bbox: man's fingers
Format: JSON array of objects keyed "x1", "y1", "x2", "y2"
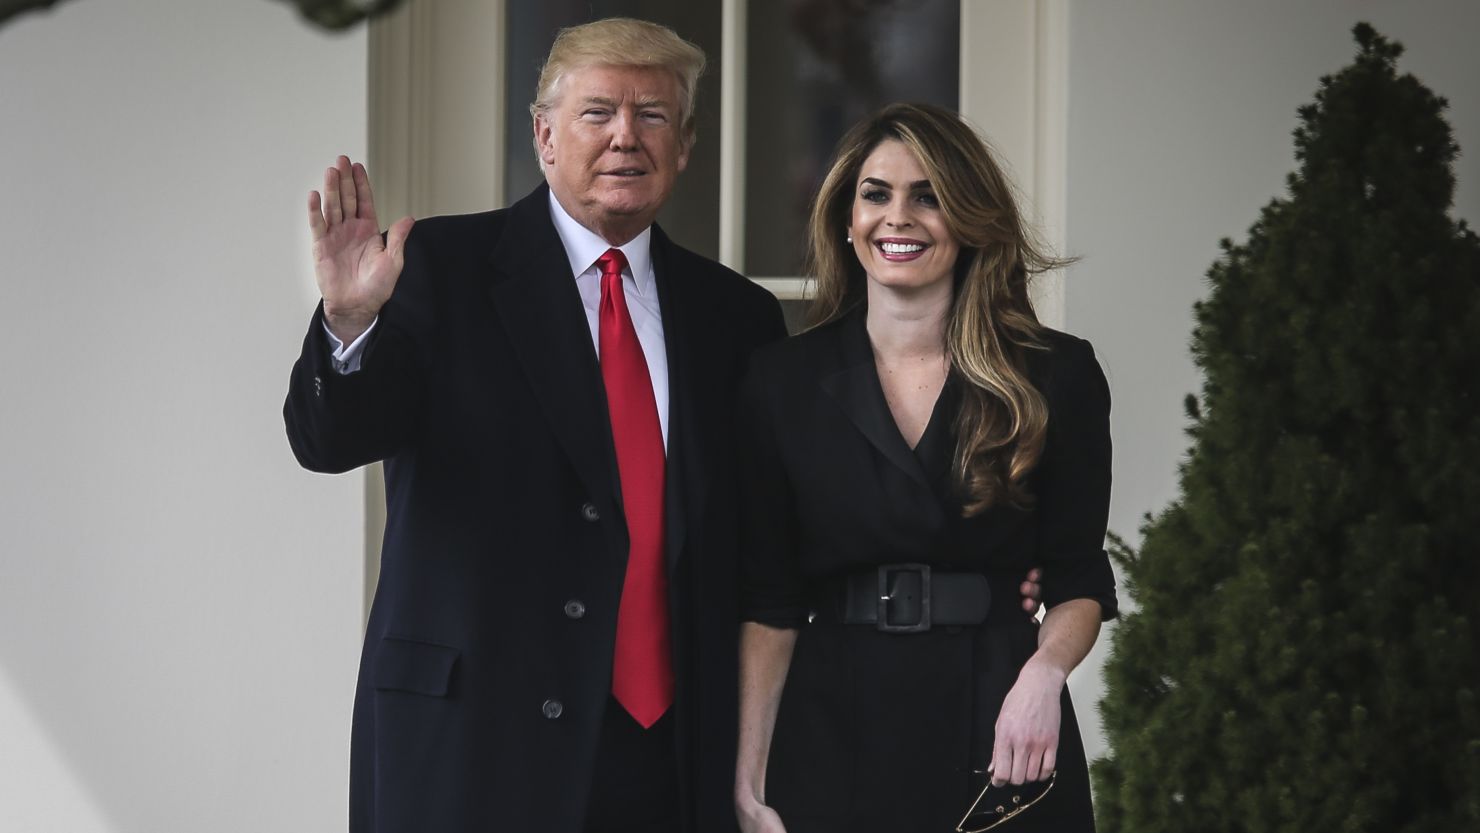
[
  {"x1": 308, "y1": 191, "x2": 327, "y2": 240},
  {"x1": 323, "y1": 165, "x2": 343, "y2": 225},
  {"x1": 386, "y1": 216, "x2": 415, "y2": 265},
  {"x1": 353, "y1": 162, "x2": 377, "y2": 220},
  {"x1": 1027, "y1": 567, "x2": 1043, "y2": 584},
  {"x1": 337, "y1": 156, "x2": 357, "y2": 221}
]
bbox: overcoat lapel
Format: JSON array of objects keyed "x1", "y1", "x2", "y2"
[
  {"x1": 819, "y1": 310, "x2": 934, "y2": 491},
  {"x1": 485, "y1": 187, "x2": 619, "y2": 514},
  {"x1": 651, "y1": 226, "x2": 713, "y2": 569}
]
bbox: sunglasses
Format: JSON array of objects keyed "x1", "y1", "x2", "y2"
[{"x1": 954, "y1": 770, "x2": 1056, "y2": 832}]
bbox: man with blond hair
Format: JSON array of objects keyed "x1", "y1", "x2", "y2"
[{"x1": 286, "y1": 18, "x2": 785, "y2": 833}]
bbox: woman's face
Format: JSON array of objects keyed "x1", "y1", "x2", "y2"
[{"x1": 848, "y1": 138, "x2": 960, "y2": 296}]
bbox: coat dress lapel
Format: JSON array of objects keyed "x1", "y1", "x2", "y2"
[
  {"x1": 819, "y1": 309, "x2": 934, "y2": 491},
  {"x1": 485, "y1": 186, "x2": 621, "y2": 517}
]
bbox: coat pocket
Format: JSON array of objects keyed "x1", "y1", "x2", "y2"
[{"x1": 373, "y1": 636, "x2": 460, "y2": 697}]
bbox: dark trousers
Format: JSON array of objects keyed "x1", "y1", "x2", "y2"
[{"x1": 583, "y1": 697, "x2": 681, "y2": 833}]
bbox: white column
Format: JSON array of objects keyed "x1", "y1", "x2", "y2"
[
  {"x1": 960, "y1": 0, "x2": 1069, "y2": 329},
  {"x1": 364, "y1": 0, "x2": 507, "y2": 614}
]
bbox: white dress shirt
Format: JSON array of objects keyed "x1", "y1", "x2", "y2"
[{"x1": 324, "y1": 190, "x2": 670, "y2": 447}]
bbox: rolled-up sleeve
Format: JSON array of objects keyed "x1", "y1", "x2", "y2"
[
  {"x1": 736, "y1": 364, "x2": 809, "y2": 628},
  {"x1": 1035, "y1": 338, "x2": 1119, "y2": 620}
]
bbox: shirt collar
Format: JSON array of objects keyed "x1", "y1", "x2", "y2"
[{"x1": 547, "y1": 189, "x2": 655, "y2": 298}]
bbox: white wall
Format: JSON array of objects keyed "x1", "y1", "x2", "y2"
[
  {"x1": 0, "y1": 2, "x2": 367, "y2": 830},
  {"x1": 1063, "y1": 0, "x2": 1480, "y2": 761}
]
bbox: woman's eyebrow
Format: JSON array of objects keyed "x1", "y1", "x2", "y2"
[{"x1": 860, "y1": 177, "x2": 932, "y2": 189}]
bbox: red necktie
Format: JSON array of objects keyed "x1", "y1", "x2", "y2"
[{"x1": 597, "y1": 248, "x2": 673, "y2": 728}]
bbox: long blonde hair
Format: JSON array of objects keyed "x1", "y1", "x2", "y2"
[{"x1": 807, "y1": 103, "x2": 1070, "y2": 514}]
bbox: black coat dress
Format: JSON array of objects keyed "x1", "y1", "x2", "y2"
[{"x1": 738, "y1": 308, "x2": 1117, "y2": 833}]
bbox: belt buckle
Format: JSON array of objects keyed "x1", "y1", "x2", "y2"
[{"x1": 876, "y1": 563, "x2": 931, "y2": 633}]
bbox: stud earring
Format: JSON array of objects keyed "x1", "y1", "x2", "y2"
[{"x1": 846, "y1": 233, "x2": 853, "y2": 243}]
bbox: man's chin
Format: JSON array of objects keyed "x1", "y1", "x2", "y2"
[{"x1": 592, "y1": 194, "x2": 660, "y2": 220}]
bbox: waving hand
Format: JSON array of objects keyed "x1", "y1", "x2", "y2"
[{"x1": 307, "y1": 156, "x2": 414, "y2": 344}]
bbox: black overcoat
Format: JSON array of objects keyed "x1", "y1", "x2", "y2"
[
  {"x1": 737, "y1": 308, "x2": 1118, "y2": 832},
  {"x1": 284, "y1": 184, "x2": 786, "y2": 833}
]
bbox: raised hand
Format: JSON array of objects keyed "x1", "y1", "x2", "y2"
[{"x1": 307, "y1": 156, "x2": 414, "y2": 344}]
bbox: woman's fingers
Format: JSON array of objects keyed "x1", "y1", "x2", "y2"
[
  {"x1": 989, "y1": 743, "x2": 1009, "y2": 787},
  {"x1": 1009, "y1": 742, "x2": 1031, "y2": 786},
  {"x1": 1023, "y1": 748, "x2": 1047, "y2": 783},
  {"x1": 1019, "y1": 567, "x2": 1043, "y2": 612},
  {"x1": 993, "y1": 730, "x2": 1059, "y2": 785}
]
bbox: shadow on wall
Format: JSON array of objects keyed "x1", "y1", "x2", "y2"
[{"x1": 0, "y1": 664, "x2": 112, "y2": 829}]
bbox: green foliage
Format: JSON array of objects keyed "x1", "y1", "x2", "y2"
[
  {"x1": 279, "y1": 0, "x2": 406, "y2": 31},
  {"x1": 1093, "y1": 23, "x2": 1480, "y2": 832},
  {"x1": 0, "y1": 0, "x2": 71, "y2": 28},
  {"x1": 0, "y1": 0, "x2": 406, "y2": 31}
]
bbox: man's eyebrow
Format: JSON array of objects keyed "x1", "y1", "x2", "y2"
[
  {"x1": 577, "y1": 95, "x2": 674, "y2": 109},
  {"x1": 860, "y1": 177, "x2": 933, "y2": 189}
]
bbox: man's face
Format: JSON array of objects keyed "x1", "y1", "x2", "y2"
[{"x1": 535, "y1": 64, "x2": 691, "y2": 245}]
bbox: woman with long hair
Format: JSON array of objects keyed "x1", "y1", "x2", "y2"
[{"x1": 734, "y1": 103, "x2": 1117, "y2": 833}]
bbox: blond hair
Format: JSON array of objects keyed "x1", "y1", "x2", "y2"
[
  {"x1": 530, "y1": 17, "x2": 706, "y2": 157},
  {"x1": 807, "y1": 102, "x2": 1072, "y2": 514}
]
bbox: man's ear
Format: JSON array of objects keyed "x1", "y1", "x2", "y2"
[
  {"x1": 534, "y1": 113, "x2": 556, "y2": 167},
  {"x1": 676, "y1": 128, "x2": 694, "y2": 173}
]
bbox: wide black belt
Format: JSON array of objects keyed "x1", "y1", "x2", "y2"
[{"x1": 813, "y1": 564, "x2": 991, "y2": 633}]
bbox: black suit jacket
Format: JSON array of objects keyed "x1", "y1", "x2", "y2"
[{"x1": 285, "y1": 184, "x2": 786, "y2": 833}]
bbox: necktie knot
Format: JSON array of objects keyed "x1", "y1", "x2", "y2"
[{"x1": 596, "y1": 248, "x2": 629, "y2": 285}]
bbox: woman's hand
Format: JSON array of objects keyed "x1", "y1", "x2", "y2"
[
  {"x1": 736, "y1": 795, "x2": 789, "y2": 833},
  {"x1": 990, "y1": 659, "x2": 1064, "y2": 786},
  {"x1": 736, "y1": 623, "x2": 798, "y2": 833}
]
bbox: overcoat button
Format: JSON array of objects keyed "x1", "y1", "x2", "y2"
[
  {"x1": 564, "y1": 600, "x2": 586, "y2": 619},
  {"x1": 541, "y1": 699, "x2": 564, "y2": 719},
  {"x1": 580, "y1": 502, "x2": 600, "y2": 522}
]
